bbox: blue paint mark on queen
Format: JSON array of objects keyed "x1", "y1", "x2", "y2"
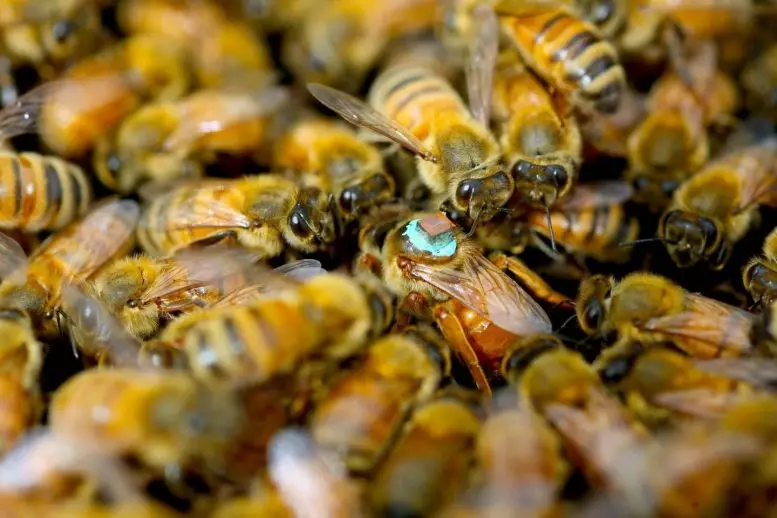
[{"x1": 402, "y1": 218, "x2": 457, "y2": 258}]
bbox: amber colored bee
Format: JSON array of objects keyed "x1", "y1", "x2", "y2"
[
  {"x1": 492, "y1": 63, "x2": 582, "y2": 208},
  {"x1": 0, "y1": 199, "x2": 139, "y2": 336},
  {"x1": 658, "y1": 139, "x2": 777, "y2": 270},
  {"x1": 358, "y1": 208, "x2": 569, "y2": 394},
  {"x1": 283, "y1": 0, "x2": 439, "y2": 91},
  {"x1": 270, "y1": 115, "x2": 395, "y2": 223},
  {"x1": 136, "y1": 176, "x2": 336, "y2": 259},
  {"x1": 743, "y1": 227, "x2": 777, "y2": 308},
  {"x1": 478, "y1": 181, "x2": 638, "y2": 263},
  {"x1": 117, "y1": 0, "x2": 228, "y2": 43},
  {"x1": 48, "y1": 368, "x2": 242, "y2": 472},
  {"x1": 627, "y1": 45, "x2": 739, "y2": 210},
  {"x1": 309, "y1": 327, "x2": 451, "y2": 475},
  {"x1": 576, "y1": 273, "x2": 756, "y2": 359},
  {"x1": 0, "y1": 151, "x2": 91, "y2": 232},
  {"x1": 501, "y1": 334, "x2": 648, "y2": 488},
  {"x1": 368, "y1": 388, "x2": 482, "y2": 517},
  {"x1": 492, "y1": 0, "x2": 625, "y2": 114},
  {"x1": 94, "y1": 87, "x2": 287, "y2": 194}
]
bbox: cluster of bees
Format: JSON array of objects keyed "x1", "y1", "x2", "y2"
[{"x1": 4, "y1": 0, "x2": 777, "y2": 516}]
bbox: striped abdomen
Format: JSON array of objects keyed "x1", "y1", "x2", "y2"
[
  {"x1": 137, "y1": 184, "x2": 247, "y2": 257},
  {"x1": 180, "y1": 299, "x2": 322, "y2": 386},
  {"x1": 368, "y1": 67, "x2": 470, "y2": 142},
  {"x1": 0, "y1": 153, "x2": 91, "y2": 232},
  {"x1": 502, "y1": 10, "x2": 624, "y2": 113},
  {"x1": 529, "y1": 205, "x2": 638, "y2": 260}
]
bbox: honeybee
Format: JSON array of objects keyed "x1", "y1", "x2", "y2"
[
  {"x1": 658, "y1": 139, "x2": 777, "y2": 270},
  {"x1": 358, "y1": 208, "x2": 569, "y2": 394},
  {"x1": 48, "y1": 368, "x2": 242, "y2": 473},
  {"x1": 368, "y1": 388, "x2": 482, "y2": 517},
  {"x1": 627, "y1": 44, "x2": 739, "y2": 210},
  {"x1": 94, "y1": 87, "x2": 288, "y2": 194},
  {"x1": 136, "y1": 176, "x2": 336, "y2": 259},
  {"x1": 743, "y1": 227, "x2": 777, "y2": 308},
  {"x1": 438, "y1": 392, "x2": 566, "y2": 517},
  {"x1": 117, "y1": 0, "x2": 228, "y2": 43},
  {"x1": 0, "y1": 310, "x2": 42, "y2": 455},
  {"x1": 742, "y1": 44, "x2": 777, "y2": 121},
  {"x1": 576, "y1": 273, "x2": 756, "y2": 359},
  {"x1": 478, "y1": 181, "x2": 638, "y2": 263},
  {"x1": 0, "y1": 151, "x2": 91, "y2": 231},
  {"x1": 309, "y1": 327, "x2": 450, "y2": 475},
  {"x1": 0, "y1": 199, "x2": 139, "y2": 336},
  {"x1": 283, "y1": 0, "x2": 439, "y2": 91},
  {"x1": 270, "y1": 114, "x2": 395, "y2": 224},
  {"x1": 492, "y1": 62, "x2": 582, "y2": 209}
]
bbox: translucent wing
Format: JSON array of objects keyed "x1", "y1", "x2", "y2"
[
  {"x1": 275, "y1": 259, "x2": 327, "y2": 281},
  {"x1": 641, "y1": 293, "x2": 755, "y2": 357},
  {"x1": 61, "y1": 284, "x2": 142, "y2": 368},
  {"x1": 556, "y1": 181, "x2": 635, "y2": 211},
  {"x1": 467, "y1": 2, "x2": 499, "y2": 128},
  {"x1": 651, "y1": 388, "x2": 755, "y2": 419},
  {"x1": 163, "y1": 87, "x2": 289, "y2": 151},
  {"x1": 142, "y1": 184, "x2": 251, "y2": 232},
  {"x1": 408, "y1": 251, "x2": 551, "y2": 335},
  {"x1": 136, "y1": 261, "x2": 209, "y2": 308},
  {"x1": 0, "y1": 233, "x2": 29, "y2": 283},
  {"x1": 694, "y1": 358, "x2": 777, "y2": 389},
  {"x1": 34, "y1": 199, "x2": 140, "y2": 282},
  {"x1": 307, "y1": 83, "x2": 438, "y2": 163},
  {"x1": 727, "y1": 139, "x2": 777, "y2": 211}
]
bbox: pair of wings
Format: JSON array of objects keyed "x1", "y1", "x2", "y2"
[
  {"x1": 407, "y1": 247, "x2": 552, "y2": 336},
  {"x1": 306, "y1": 4, "x2": 499, "y2": 164},
  {"x1": 0, "y1": 199, "x2": 140, "y2": 288}
]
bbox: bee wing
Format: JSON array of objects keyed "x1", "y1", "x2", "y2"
[
  {"x1": 556, "y1": 181, "x2": 635, "y2": 211},
  {"x1": 268, "y1": 428, "x2": 363, "y2": 518},
  {"x1": 274, "y1": 259, "x2": 327, "y2": 281},
  {"x1": 0, "y1": 232, "x2": 29, "y2": 284},
  {"x1": 467, "y1": 2, "x2": 499, "y2": 128},
  {"x1": 408, "y1": 251, "x2": 551, "y2": 335},
  {"x1": 0, "y1": 76, "x2": 131, "y2": 142},
  {"x1": 694, "y1": 358, "x2": 777, "y2": 389},
  {"x1": 142, "y1": 185, "x2": 252, "y2": 232},
  {"x1": 651, "y1": 388, "x2": 752, "y2": 418},
  {"x1": 61, "y1": 284, "x2": 142, "y2": 368},
  {"x1": 641, "y1": 293, "x2": 755, "y2": 356},
  {"x1": 34, "y1": 199, "x2": 140, "y2": 282},
  {"x1": 730, "y1": 139, "x2": 777, "y2": 211},
  {"x1": 306, "y1": 83, "x2": 438, "y2": 163},
  {"x1": 163, "y1": 87, "x2": 289, "y2": 151},
  {"x1": 136, "y1": 261, "x2": 209, "y2": 308}
]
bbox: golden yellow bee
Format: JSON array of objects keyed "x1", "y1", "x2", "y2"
[
  {"x1": 0, "y1": 151, "x2": 91, "y2": 232},
  {"x1": 309, "y1": 327, "x2": 451, "y2": 474},
  {"x1": 576, "y1": 273, "x2": 756, "y2": 359},
  {"x1": 0, "y1": 199, "x2": 139, "y2": 337},
  {"x1": 136, "y1": 176, "x2": 336, "y2": 259},
  {"x1": 659, "y1": 139, "x2": 777, "y2": 269}
]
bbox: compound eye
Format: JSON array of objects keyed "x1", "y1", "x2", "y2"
[
  {"x1": 660, "y1": 179, "x2": 680, "y2": 196},
  {"x1": 697, "y1": 217, "x2": 719, "y2": 245},
  {"x1": 455, "y1": 180, "x2": 478, "y2": 206},
  {"x1": 107, "y1": 153, "x2": 122, "y2": 175},
  {"x1": 512, "y1": 160, "x2": 532, "y2": 177},
  {"x1": 632, "y1": 176, "x2": 651, "y2": 192},
  {"x1": 52, "y1": 20, "x2": 77, "y2": 44},
  {"x1": 546, "y1": 165, "x2": 568, "y2": 188},
  {"x1": 339, "y1": 187, "x2": 358, "y2": 214},
  {"x1": 583, "y1": 300, "x2": 604, "y2": 331},
  {"x1": 289, "y1": 210, "x2": 313, "y2": 239}
]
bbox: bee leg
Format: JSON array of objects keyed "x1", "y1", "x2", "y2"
[
  {"x1": 433, "y1": 303, "x2": 492, "y2": 395},
  {"x1": 489, "y1": 253, "x2": 572, "y2": 308},
  {"x1": 354, "y1": 252, "x2": 383, "y2": 277},
  {"x1": 394, "y1": 292, "x2": 430, "y2": 331}
]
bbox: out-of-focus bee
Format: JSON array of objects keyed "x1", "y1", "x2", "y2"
[
  {"x1": 627, "y1": 44, "x2": 739, "y2": 210},
  {"x1": 0, "y1": 151, "x2": 91, "y2": 231},
  {"x1": 368, "y1": 388, "x2": 482, "y2": 517},
  {"x1": 48, "y1": 368, "x2": 242, "y2": 473},
  {"x1": 358, "y1": 208, "x2": 568, "y2": 394},
  {"x1": 270, "y1": 114, "x2": 395, "y2": 224},
  {"x1": 597, "y1": 346, "x2": 765, "y2": 426},
  {"x1": 379, "y1": 34, "x2": 463, "y2": 85},
  {"x1": 283, "y1": 0, "x2": 439, "y2": 91},
  {"x1": 117, "y1": 0, "x2": 227, "y2": 43},
  {"x1": 0, "y1": 310, "x2": 42, "y2": 455},
  {"x1": 492, "y1": 0, "x2": 626, "y2": 114},
  {"x1": 438, "y1": 392, "x2": 566, "y2": 517},
  {"x1": 658, "y1": 139, "x2": 777, "y2": 270},
  {"x1": 744, "y1": 226, "x2": 777, "y2": 308},
  {"x1": 213, "y1": 478, "x2": 294, "y2": 518},
  {"x1": 136, "y1": 176, "x2": 336, "y2": 259},
  {"x1": 94, "y1": 87, "x2": 287, "y2": 194},
  {"x1": 309, "y1": 327, "x2": 450, "y2": 475},
  {"x1": 478, "y1": 181, "x2": 639, "y2": 264},
  {"x1": 492, "y1": 62, "x2": 582, "y2": 209},
  {"x1": 742, "y1": 44, "x2": 777, "y2": 121},
  {"x1": 0, "y1": 199, "x2": 139, "y2": 337},
  {"x1": 308, "y1": 57, "x2": 515, "y2": 228},
  {"x1": 501, "y1": 334, "x2": 648, "y2": 488},
  {"x1": 579, "y1": 86, "x2": 646, "y2": 158},
  {"x1": 576, "y1": 273, "x2": 756, "y2": 359}
]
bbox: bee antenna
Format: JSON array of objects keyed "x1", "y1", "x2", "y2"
[
  {"x1": 618, "y1": 237, "x2": 665, "y2": 247},
  {"x1": 558, "y1": 313, "x2": 579, "y2": 331},
  {"x1": 545, "y1": 206, "x2": 557, "y2": 252}
]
